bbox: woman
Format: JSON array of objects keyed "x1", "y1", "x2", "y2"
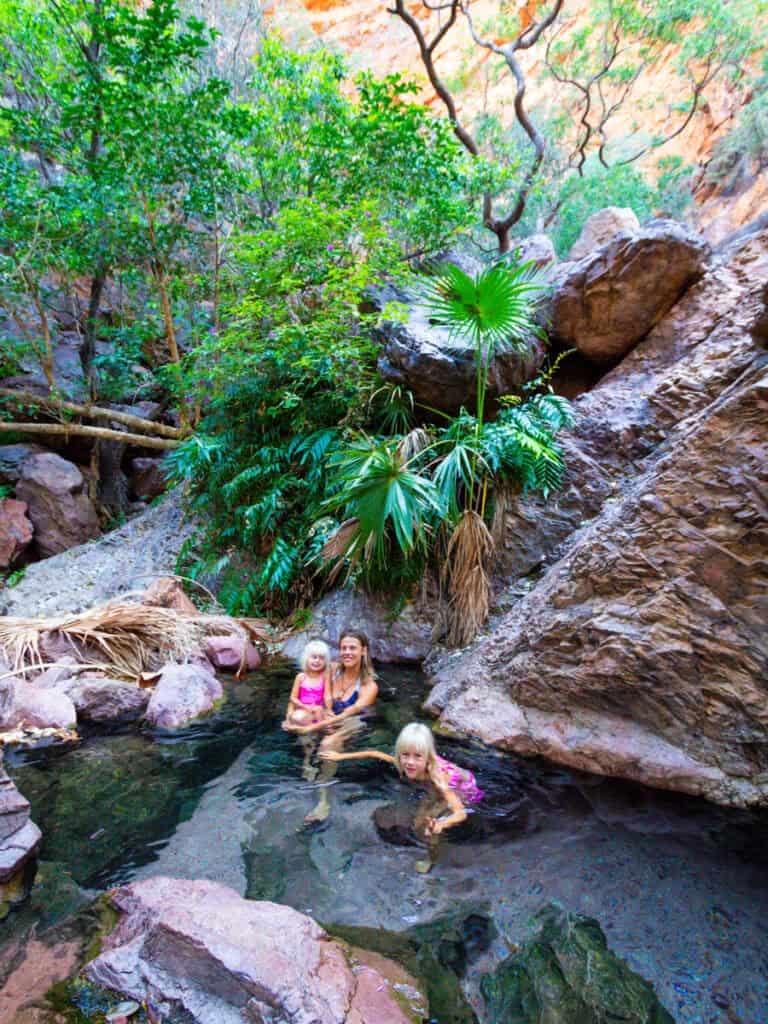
[{"x1": 284, "y1": 628, "x2": 378, "y2": 824}]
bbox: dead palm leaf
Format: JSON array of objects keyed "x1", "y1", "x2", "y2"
[{"x1": 443, "y1": 509, "x2": 495, "y2": 647}]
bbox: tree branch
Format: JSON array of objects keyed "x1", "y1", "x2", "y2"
[
  {"x1": 0, "y1": 388, "x2": 182, "y2": 438},
  {"x1": 0, "y1": 421, "x2": 179, "y2": 449}
]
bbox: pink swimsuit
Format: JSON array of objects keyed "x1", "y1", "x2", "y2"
[
  {"x1": 297, "y1": 673, "x2": 326, "y2": 707},
  {"x1": 436, "y1": 755, "x2": 484, "y2": 804}
]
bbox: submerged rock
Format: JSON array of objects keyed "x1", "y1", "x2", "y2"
[
  {"x1": 480, "y1": 904, "x2": 673, "y2": 1023},
  {"x1": 85, "y1": 876, "x2": 426, "y2": 1023},
  {"x1": 144, "y1": 663, "x2": 223, "y2": 730}
]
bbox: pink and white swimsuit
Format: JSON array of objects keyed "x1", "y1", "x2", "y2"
[
  {"x1": 297, "y1": 673, "x2": 326, "y2": 707},
  {"x1": 436, "y1": 755, "x2": 484, "y2": 804}
]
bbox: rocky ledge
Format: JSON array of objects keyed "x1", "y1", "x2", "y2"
[{"x1": 84, "y1": 876, "x2": 427, "y2": 1024}]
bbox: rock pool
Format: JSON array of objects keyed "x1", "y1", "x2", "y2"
[{"x1": 2, "y1": 661, "x2": 767, "y2": 1023}]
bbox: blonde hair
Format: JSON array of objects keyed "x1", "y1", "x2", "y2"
[
  {"x1": 300, "y1": 639, "x2": 330, "y2": 672},
  {"x1": 394, "y1": 722, "x2": 437, "y2": 775}
]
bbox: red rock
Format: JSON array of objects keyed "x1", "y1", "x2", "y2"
[
  {"x1": 144, "y1": 663, "x2": 223, "y2": 729},
  {"x1": 567, "y1": 205, "x2": 640, "y2": 261},
  {"x1": 203, "y1": 635, "x2": 261, "y2": 673},
  {"x1": 85, "y1": 876, "x2": 425, "y2": 1024},
  {"x1": 0, "y1": 499, "x2": 33, "y2": 567},
  {"x1": 1, "y1": 679, "x2": 77, "y2": 730},
  {"x1": 15, "y1": 452, "x2": 100, "y2": 557}
]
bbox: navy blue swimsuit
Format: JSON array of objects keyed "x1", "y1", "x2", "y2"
[{"x1": 332, "y1": 673, "x2": 360, "y2": 715}]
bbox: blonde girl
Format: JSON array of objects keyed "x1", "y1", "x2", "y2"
[
  {"x1": 284, "y1": 640, "x2": 333, "y2": 728},
  {"x1": 321, "y1": 722, "x2": 483, "y2": 872}
]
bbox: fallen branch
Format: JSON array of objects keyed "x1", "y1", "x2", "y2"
[
  {"x1": 0, "y1": 387, "x2": 182, "y2": 438},
  {"x1": 0, "y1": 421, "x2": 179, "y2": 450}
]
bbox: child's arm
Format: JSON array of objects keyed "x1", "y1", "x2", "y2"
[
  {"x1": 425, "y1": 777, "x2": 467, "y2": 835},
  {"x1": 320, "y1": 749, "x2": 396, "y2": 766},
  {"x1": 285, "y1": 673, "x2": 303, "y2": 716}
]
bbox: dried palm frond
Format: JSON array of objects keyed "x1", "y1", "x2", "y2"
[
  {"x1": 396, "y1": 427, "x2": 430, "y2": 464},
  {"x1": 0, "y1": 600, "x2": 251, "y2": 680},
  {"x1": 317, "y1": 517, "x2": 361, "y2": 584},
  {"x1": 443, "y1": 509, "x2": 495, "y2": 647},
  {"x1": 490, "y1": 482, "x2": 512, "y2": 547}
]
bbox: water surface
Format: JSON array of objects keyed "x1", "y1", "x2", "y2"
[{"x1": 4, "y1": 661, "x2": 768, "y2": 1023}]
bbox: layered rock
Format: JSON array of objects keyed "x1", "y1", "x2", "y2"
[
  {"x1": 85, "y1": 876, "x2": 426, "y2": 1024},
  {"x1": 0, "y1": 498, "x2": 33, "y2": 567},
  {"x1": 374, "y1": 284, "x2": 545, "y2": 415},
  {"x1": 282, "y1": 587, "x2": 434, "y2": 664},
  {"x1": 550, "y1": 219, "x2": 710, "y2": 364},
  {"x1": 15, "y1": 452, "x2": 100, "y2": 558},
  {"x1": 428, "y1": 351, "x2": 768, "y2": 806},
  {"x1": 0, "y1": 753, "x2": 41, "y2": 917},
  {"x1": 500, "y1": 220, "x2": 768, "y2": 583},
  {"x1": 144, "y1": 663, "x2": 223, "y2": 730}
]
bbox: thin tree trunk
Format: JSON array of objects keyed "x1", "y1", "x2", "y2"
[
  {"x1": 0, "y1": 421, "x2": 179, "y2": 450},
  {"x1": 0, "y1": 388, "x2": 182, "y2": 438}
]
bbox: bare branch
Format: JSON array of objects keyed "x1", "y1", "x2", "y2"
[
  {"x1": 0, "y1": 388, "x2": 182, "y2": 438},
  {"x1": 0, "y1": 421, "x2": 179, "y2": 449}
]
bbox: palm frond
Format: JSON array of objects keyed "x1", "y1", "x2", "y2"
[{"x1": 443, "y1": 510, "x2": 495, "y2": 647}]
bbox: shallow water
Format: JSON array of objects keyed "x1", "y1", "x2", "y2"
[{"x1": 3, "y1": 662, "x2": 768, "y2": 1023}]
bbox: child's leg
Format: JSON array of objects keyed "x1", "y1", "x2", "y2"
[
  {"x1": 288, "y1": 708, "x2": 311, "y2": 727},
  {"x1": 300, "y1": 733, "x2": 319, "y2": 781}
]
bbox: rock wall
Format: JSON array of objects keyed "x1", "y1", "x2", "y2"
[{"x1": 427, "y1": 222, "x2": 768, "y2": 807}]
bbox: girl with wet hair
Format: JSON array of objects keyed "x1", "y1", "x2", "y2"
[{"x1": 322, "y1": 721, "x2": 483, "y2": 872}]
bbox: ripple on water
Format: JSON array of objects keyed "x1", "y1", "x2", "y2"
[{"x1": 4, "y1": 659, "x2": 768, "y2": 1024}]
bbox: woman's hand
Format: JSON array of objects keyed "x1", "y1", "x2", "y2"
[
  {"x1": 424, "y1": 816, "x2": 445, "y2": 837},
  {"x1": 319, "y1": 750, "x2": 341, "y2": 762}
]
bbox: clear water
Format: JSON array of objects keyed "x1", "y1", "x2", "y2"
[{"x1": 4, "y1": 662, "x2": 768, "y2": 1023}]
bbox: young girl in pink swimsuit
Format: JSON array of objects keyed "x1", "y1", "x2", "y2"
[
  {"x1": 284, "y1": 640, "x2": 333, "y2": 729},
  {"x1": 321, "y1": 722, "x2": 483, "y2": 873}
]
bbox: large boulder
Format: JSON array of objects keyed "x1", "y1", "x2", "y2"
[
  {"x1": 550, "y1": 219, "x2": 710, "y2": 364},
  {"x1": 1, "y1": 334, "x2": 88, "y2": 401},
  {"x1": 66, "y1": 677, "x2": 149, "y2": 724},
  {"x1": 144, "y1": 663, "x2": 223, "y2": 730},
  {"x1": 499, "y1": 217, "x2": 768, "y2": 585},
  {"x1": 0, "y1": 498, "x2": 34, "y2": 567},
  {"x1": 427, "y1": 352, "x2": 768, "y2": 807},
  {"x1": 567, "y1": 205, "x2": 640, "y2": 261},
  {"x1": 510, "y1": 232, "x2": 558, "y2": 269},
  {"x1": 15, "y1": 452, "x2": 100, "y2": 558},
  {"x1": 374, "y1": 284, "x2": 545, "y2": 415},
  {"x1": 282, "y1": 587, "x2": 435, "y2": 665},
  {"x1": 480, "y1": 904, "x2": 673, "y2": 1023},
  {"x1": 85, "y1": 876, "x2": 426, "y2": 1024},
  {"x1": 1, "y1": 678, "x2": 77, "y2": 730}
]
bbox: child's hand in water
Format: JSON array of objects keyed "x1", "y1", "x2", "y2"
[{"x1": 424, "y1": 817, "x2": 445, "y2": 837}]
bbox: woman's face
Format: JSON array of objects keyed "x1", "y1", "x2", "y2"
[
  {"x1": 399, "y1": 747, "x2": 428, "y2": 781},
  {"x1": 339, "y1": 635, "x2": 364, "y2": 670}
]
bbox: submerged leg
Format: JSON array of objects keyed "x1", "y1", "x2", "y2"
[
  {"x1": 300, "y1": 734, "x2": 319, "y2": 781},
  {"x1": 304, "y1": 733, "x2": 342, "y2": 824}
]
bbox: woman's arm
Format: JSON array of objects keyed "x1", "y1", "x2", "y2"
[
  {"x1": 320, "y1": 749, "x2": 396, "y2": 765},
  {"x1": 425, "y1": 780, "x2": 467, "y2": 835}
]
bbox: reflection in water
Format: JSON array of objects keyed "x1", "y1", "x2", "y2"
[{"x1": 4, "y1": 660, "x2": 768, "y2": 1023}]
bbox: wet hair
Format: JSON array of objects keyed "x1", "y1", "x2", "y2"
[
  {"x1": 394, "y1": 722, "x2": 437, "y2": 775},
  {"x1": 300, "y1": 639, "x2": 330, "y2": 672},
  {"x1": 338, "y1": 627, "x2": 376, "y2": 683}
]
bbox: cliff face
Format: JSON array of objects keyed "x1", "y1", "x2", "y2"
[{"x1": 264, "y1": 0, "x2": 766, "y2": 240}]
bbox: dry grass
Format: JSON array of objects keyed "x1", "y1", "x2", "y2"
[
  {"x1": 443, "y1": 509, "x2": 495, "y2": 647},
  {"x1": 0, "y1": 600, "x2": 257, "y2": 680}
]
